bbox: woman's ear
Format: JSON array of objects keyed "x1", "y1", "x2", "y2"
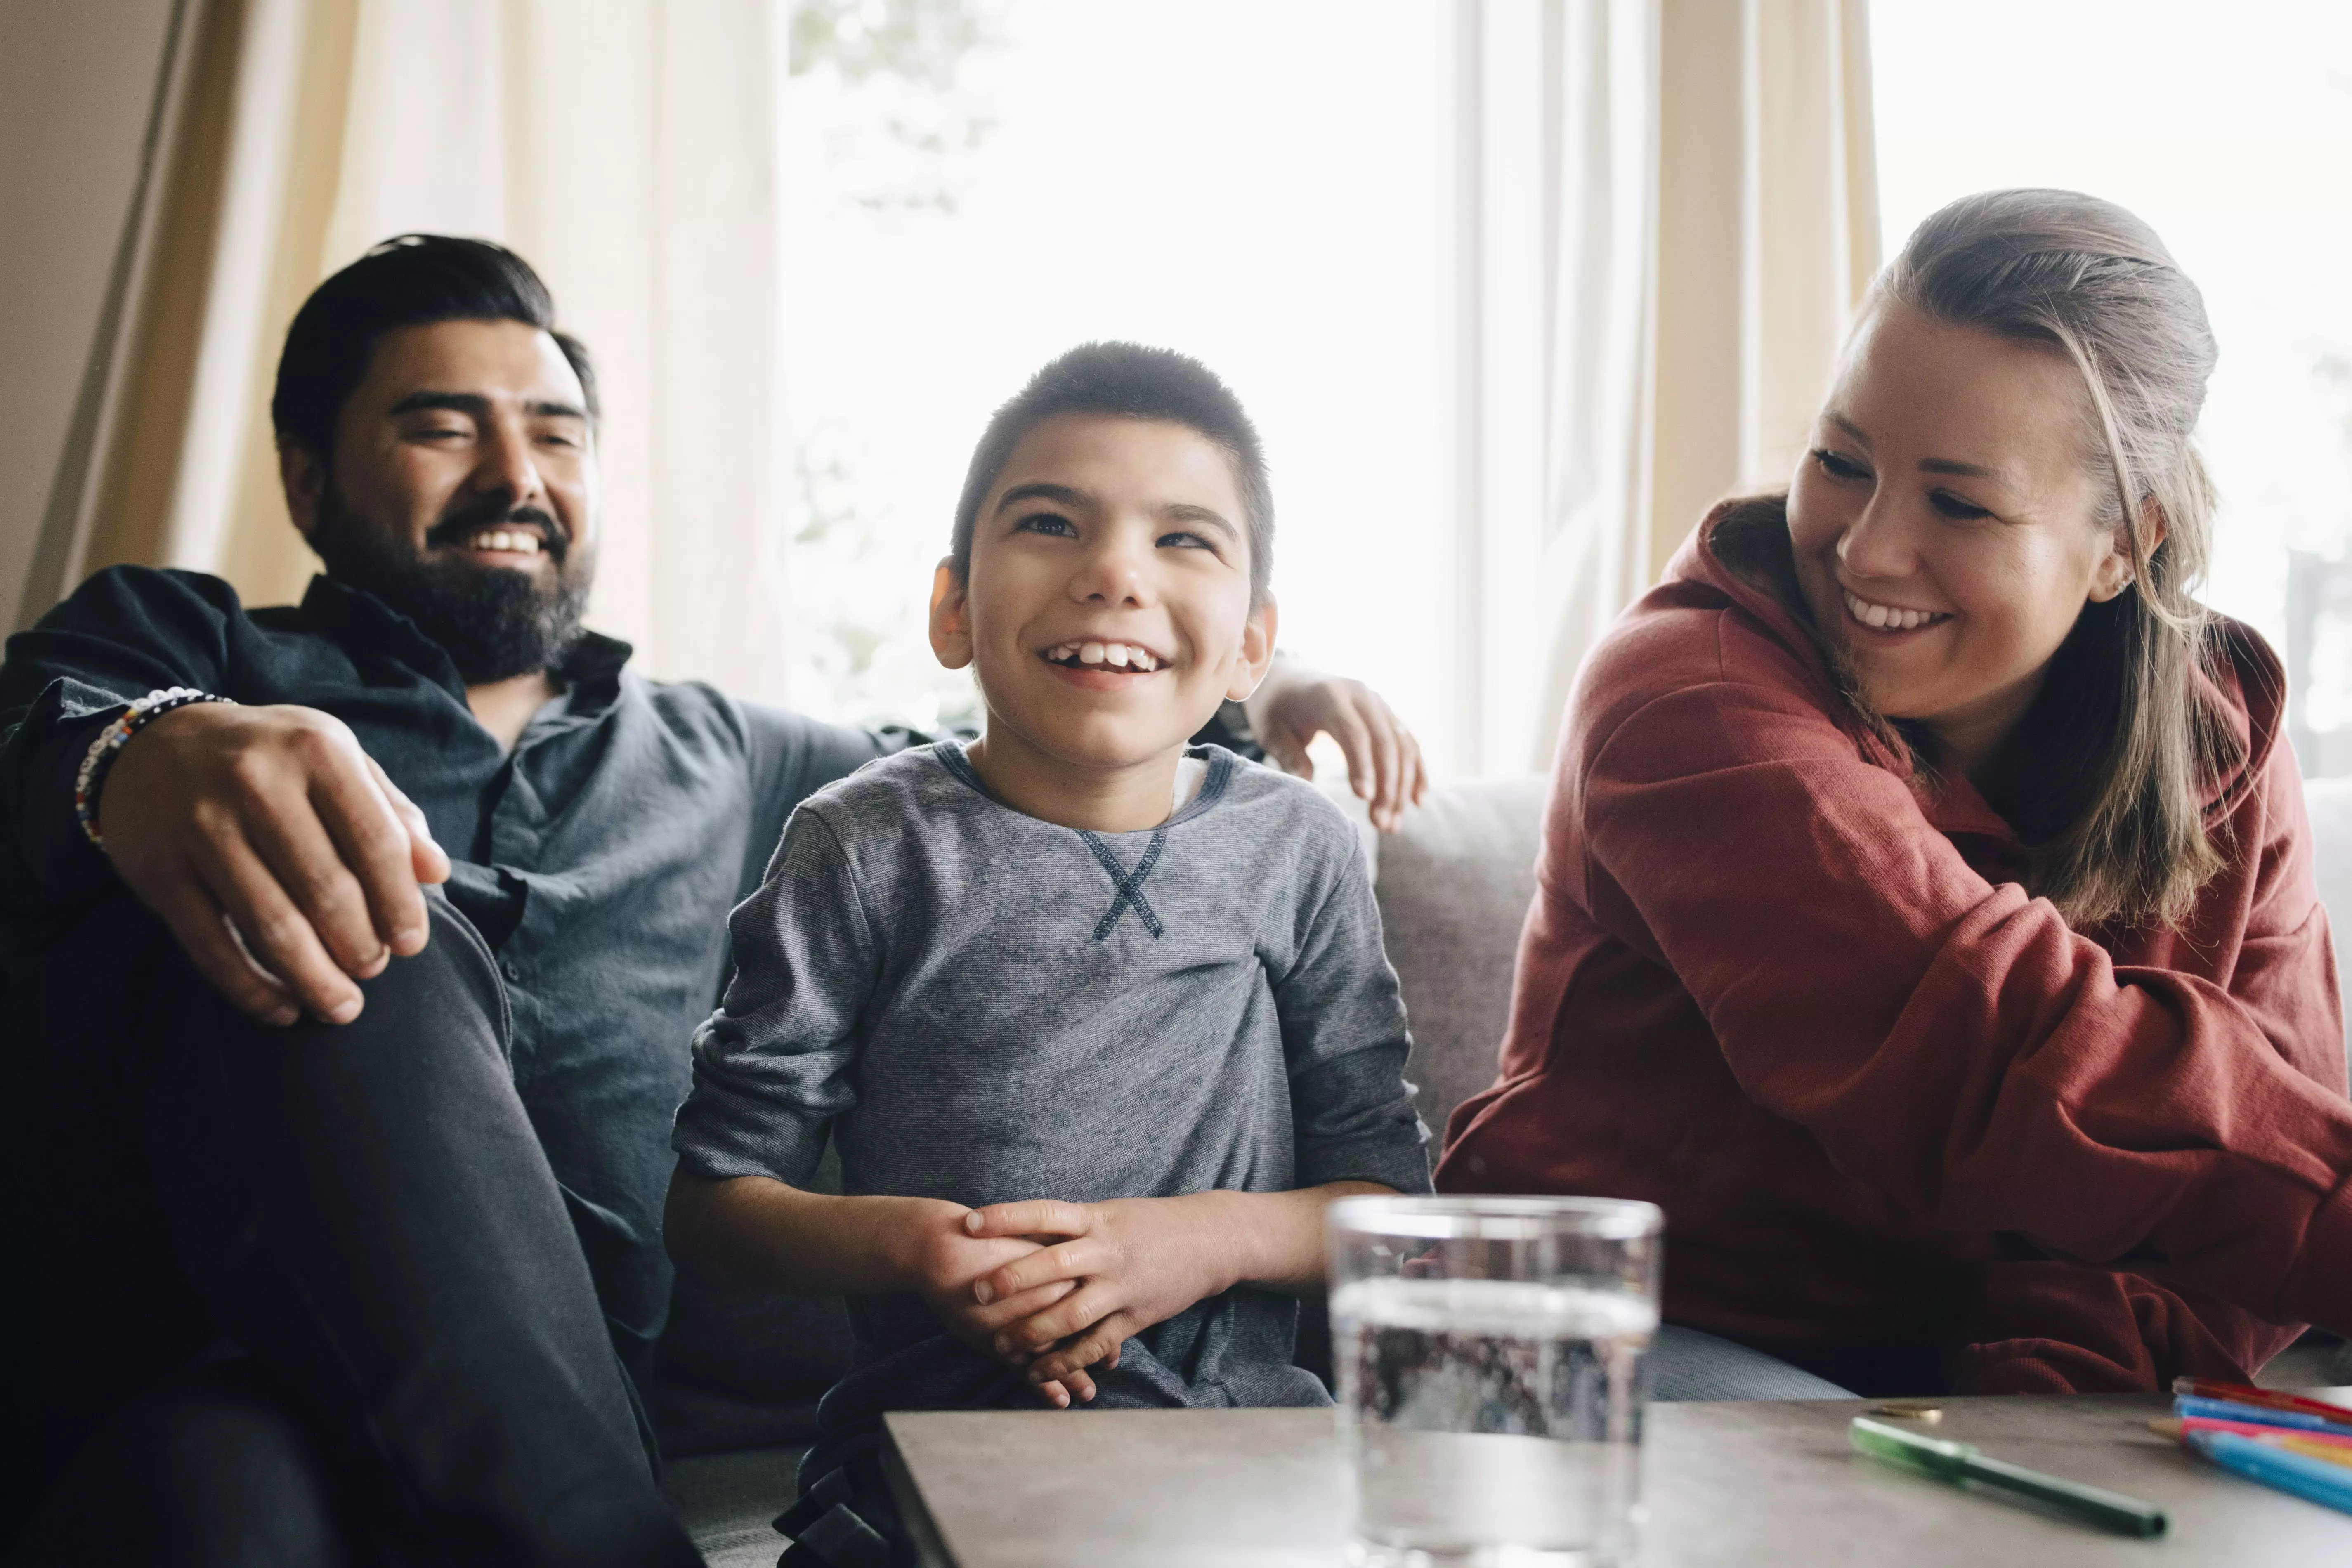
[
  {"x1": 2089, "y1": 499, "x2": 2168, "y2": 604},
  {"x1": 929, "y1": 561, "x2": 975, "y2": 670},
  {"x1": 1224, "y1": 595, "x2": 1280, "y2": 702}
]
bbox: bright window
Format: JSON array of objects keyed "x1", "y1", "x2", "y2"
[{"x1": 783, "y1": 2, "x2": 2352, "y2": 779}]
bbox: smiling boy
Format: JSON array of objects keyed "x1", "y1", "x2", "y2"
[{"x1": 664, "y1": 343, "x2": 1429, "y2": 1556}]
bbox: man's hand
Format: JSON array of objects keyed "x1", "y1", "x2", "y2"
[
  {"x1": 962, "y1": 1196, "x2": 1237, "y2": 1389},
  {"x1": 1247, "y1": 661, "x2": 1427, "y2": 832},
  {"x1": 98, "y1": 701, "x2": 449, "y2": 1026},
  {"x1": 896, "y1": 1199, "x2": 1100, "y2": 1407}
]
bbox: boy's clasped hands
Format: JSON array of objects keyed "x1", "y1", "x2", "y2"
[{"x1": 912, "y1": 1194, "x2": 1241, "y2": 1408}]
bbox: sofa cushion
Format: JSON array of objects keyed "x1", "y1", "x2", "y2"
[
  {"x1": 661, "y1": 1444, "x2": 805, "y2": 1564},
  {"x1": 1370, "y1": 777, "x2": 1550, "y2": 1139}
]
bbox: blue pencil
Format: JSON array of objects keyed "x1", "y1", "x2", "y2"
[
  {"x1": 2187, "y1": 1431, "x2": 2352, "y2": 1517},
  {"x1": 2174, "y1": 1395, "x2": 2352, "y2": 1438}
]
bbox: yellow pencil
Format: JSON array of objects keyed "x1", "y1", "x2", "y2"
[{"x1": 2272, "y1": 1435, "x2": 2352, "y2": 1472}]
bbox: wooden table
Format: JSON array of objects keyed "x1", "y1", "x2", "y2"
[{"x1": 883, "y1": 1392, "x2": 2352, "y2": 1566}]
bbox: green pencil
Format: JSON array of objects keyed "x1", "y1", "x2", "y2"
[{"x1": 1847, "y1": 1416, "x2": 2169, "y2": 1537}]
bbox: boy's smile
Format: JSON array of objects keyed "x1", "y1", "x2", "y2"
[
  {"x1": 1040, "y1": 637, "x2": 1169, "y2": 680},
  {"x1": 930, "y1": 412, "x2": 1276, "y2": 832}
]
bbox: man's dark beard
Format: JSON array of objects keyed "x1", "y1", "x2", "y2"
[{"x1": 309, "y1": 485, "x2": 593, "y2": 683}]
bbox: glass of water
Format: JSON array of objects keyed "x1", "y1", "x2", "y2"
[{"x1": 1328, "y1": 1195, "x2": 1665, "y2": 1568}]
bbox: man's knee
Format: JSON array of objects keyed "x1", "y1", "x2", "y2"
[
  {"x1": 21, "y1": 893, "x2": 509, "y2": 1507},
  {"x1": 169, "y1": 885, "x2": 508, "y2": 1070},
  {"x1": 21, "y1": 1362, "x2": 370, "y2": 1568}
]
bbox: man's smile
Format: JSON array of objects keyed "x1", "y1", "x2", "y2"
[
  {"x1": 426, "y1": 506, "x2": 567, "y2": 567},
  {"x1": 461, "y1": 527, "x2": 543, "y2": 557}
]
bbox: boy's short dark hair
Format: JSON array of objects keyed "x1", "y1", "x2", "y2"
[
  {"x1": 271, "y1": 234, "x2": 598, "y2": 456},
  {"x1": 951, "y1": 342, "x2": 1274, "y2": 605}
]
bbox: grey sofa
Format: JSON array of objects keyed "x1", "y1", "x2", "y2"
[{"x1": 660, "y1": 773, "x2": 2352, "y2": 1562}]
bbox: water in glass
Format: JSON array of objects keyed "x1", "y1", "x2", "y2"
[{"x1": 1333, "y1": 1276, "x2": 1656, "y2": 1567}]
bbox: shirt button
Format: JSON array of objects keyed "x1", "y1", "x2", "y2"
[{"x1": 501, "y1": 960, "x2": 521, "y2": 982}]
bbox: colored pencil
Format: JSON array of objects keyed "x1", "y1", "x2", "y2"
[
  {"x1": 2172, "y1": 1377, "x2": 2352, "y2": 1423},
  {"x1": 2174, "y1": 1394, "x2": 2352, "y2": 1438},
  {"x1": 2150, "y1": 1415, "x2": 2352, "y2": 1452},
  {"x1": 2271, "y1": 1436, "x2": 2352, "y2": 1473},
  {"x1": 2184, "y1": 1430, "x2": 2352, "y2": 1516}
]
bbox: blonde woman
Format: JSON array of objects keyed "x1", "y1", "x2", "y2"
[{"x1": 1442, "y1": 190, "x2": 2347, "y2": 1396}]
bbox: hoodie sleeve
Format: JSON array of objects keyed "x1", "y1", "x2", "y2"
[
  {"x1": 1946, "y1": 1257, "x2": 2307, "y2": 1394},
  {"x1": 1577, "y1": 630, "x2": 2352, "y2": 1339}
]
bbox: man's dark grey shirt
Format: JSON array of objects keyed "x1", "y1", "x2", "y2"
[{"x1": 0, "y1": 566, "x2": 890, "y2": 1368}]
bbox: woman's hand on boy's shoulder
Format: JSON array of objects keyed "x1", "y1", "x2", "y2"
[
  {"x1": 1246, "y1": 660, "x2": 1428, "y2": 834},
  {"x1": 893, "y1": 1197, "x2": 1102, "y2": 1407},
  {"x1": 961, "y1": 1196, "x2": 1240, "y2": 1391}
]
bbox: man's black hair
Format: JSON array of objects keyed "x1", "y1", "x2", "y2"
[
  {"x1": 270, "y1": 234, "x2": 598, "y2": 455},
  {"x1": 951, "y1": 342, "x2": 1273, "y2": 604}
]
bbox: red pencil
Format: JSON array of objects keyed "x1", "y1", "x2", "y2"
[{"x1": 2172, "y1": 1378, "x2": 2352, "y2": 1424}]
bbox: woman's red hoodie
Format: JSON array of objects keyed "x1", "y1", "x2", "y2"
[{"x1": 1436, "y1": 498, "x2": 2349, "y2": 1395}]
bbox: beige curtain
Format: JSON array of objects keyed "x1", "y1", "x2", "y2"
[
  {"x1": 19, "y1": 0, "x2": 794, "y2": 700},
  {"x1": 1455, "y1": 0, "x2": 1879, "y2": 777}
]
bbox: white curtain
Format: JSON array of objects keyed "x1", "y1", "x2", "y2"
[
  {"x1": 1455, "y1": 0, "x2": 1879, "y2": 776},
  {"x1": 20, "y1": 0, "x2": 795, "y2": 700}
]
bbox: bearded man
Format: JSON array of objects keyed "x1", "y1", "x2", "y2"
[{"x1": 0, "y1": 236, "x2": 1425, "y2": 1566}]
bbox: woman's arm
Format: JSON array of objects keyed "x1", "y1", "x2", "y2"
[
  {"x1": 1577, "y1": 645, "x2": 2352, "y2": 1333},
  {"x1": 1947, "y1": 1256, "x2": 2305, "y2": 1394},
  {"x1": 1941, "y1": 732, "x2": 2338, "y2": 1391},
  {"x1": 1238, "y1": 656, "x2": 1429, "y2": 832}
]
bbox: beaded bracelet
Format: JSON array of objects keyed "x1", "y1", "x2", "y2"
[{"x1": 74, "y1": 687, "x2": 236, "y2": 851}]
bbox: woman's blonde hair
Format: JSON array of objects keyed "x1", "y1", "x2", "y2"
[{"x1": 1867, "y1": 189, "x2": 2238, "y2": 929}]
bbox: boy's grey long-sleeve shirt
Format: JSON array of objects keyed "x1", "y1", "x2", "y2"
[{"x1": 671, "y1": 741, "x2": 1430, "y2": 1433}]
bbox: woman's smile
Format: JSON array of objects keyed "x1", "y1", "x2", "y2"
[{"x1": 1839, "y1": 588, "x2": 1954, "y2": 636}]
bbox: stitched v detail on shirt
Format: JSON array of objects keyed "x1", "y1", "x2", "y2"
[{"x1": 1080, "y1": 828, "x2": 1167, "y2": 940}]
